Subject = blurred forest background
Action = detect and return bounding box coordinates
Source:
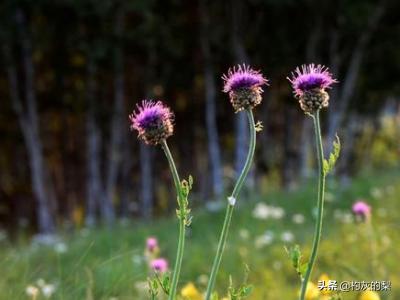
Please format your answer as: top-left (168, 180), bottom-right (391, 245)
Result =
top-left (0, 0), bottom-right (399, 235)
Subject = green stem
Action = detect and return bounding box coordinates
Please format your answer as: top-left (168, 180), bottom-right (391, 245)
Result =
top-left (161, 140), bottom-right (185, 300)
top-left (299, 110), bottom-right (326, 300)
top-left (205, 109), bottom-right (256, 300)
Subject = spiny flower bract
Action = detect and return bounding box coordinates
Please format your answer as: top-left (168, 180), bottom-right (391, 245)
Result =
top-left (222, 64), bottom-right (268, 112)
top-left (129, 100), bottom-right (174, 145)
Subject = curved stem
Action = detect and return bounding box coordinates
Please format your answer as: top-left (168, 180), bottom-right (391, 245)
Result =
top-left (205, 109), bottom-right (256, 300)
top-left (161, 140), bottom-right (185, 300)
top-left (300, 110), bottom-right (326, 300)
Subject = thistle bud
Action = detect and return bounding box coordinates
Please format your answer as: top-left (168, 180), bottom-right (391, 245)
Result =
top-left (150, 258), bottom-right (168, 273)
top-left (222, 64), bottom-right (268, 112)
top-left (129, 100), bottom-right (174, 145)
top-left (352, 200), bottom-right (371, 222)
top-left (287, 64), bottom-right (337, 113)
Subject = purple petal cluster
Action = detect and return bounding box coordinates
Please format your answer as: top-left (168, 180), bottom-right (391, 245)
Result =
top-left (352, 200), bottom-right (371, 217)
top-left (146, 237), bottom-right (158, 252)
top-left (151, 258), bottom-right (168, 273)
top-left (287, 64), bottom-right (337, 96)
top-left (222, 64), bottom-right (268, 93)
top-left (129, 100), bottom-right (174, 145)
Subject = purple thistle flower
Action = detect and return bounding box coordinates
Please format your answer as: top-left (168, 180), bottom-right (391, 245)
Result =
top-left (222, 64), bottom-right (268, 112)
top-left (352, 200), bottom-right (371, 218)
top-left (222, 64), bottom-right (268, 93)
top-left (129, 100), bottom-right (174, 145)
top-left (287, 64), bottom-right (337, 97)
top-left (146, 237), bottom-right (158, 252)
top-left (150, 258), bottom-right (168, 273)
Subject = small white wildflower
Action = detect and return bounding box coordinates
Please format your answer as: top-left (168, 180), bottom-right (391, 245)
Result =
top-left (270, 206), bottom-right (285, 219)
top-left (252, 203), bottom-right (270, 219)
top-left (254, 231), bottom-right (274, 249)
top-left (197, 274), bottom-right (208, 285)
top-left (228, 196), bottom-right (236, 206)
top-left (36, 279), bottom-right (46, 288)
top-left (292, 214), bottom-right (305, 224)
top-left (26, 285), bottom-right (39, 297)
top-left (370, 187), bottom-right (383, 199)
top-left (54, 242), bottom-right (68, 254)
top-left (42, 284), bottom-right (56, 298)
top-left (281, 231), bottom-right (294, 243)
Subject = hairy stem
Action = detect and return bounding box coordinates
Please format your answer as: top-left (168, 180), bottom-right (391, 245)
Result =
top-left (161, 140), bottom-right (185, 300)
top-left (205, 109), bottom-right (256, 300)
top-left (300, 110), bottom-right (326, 300)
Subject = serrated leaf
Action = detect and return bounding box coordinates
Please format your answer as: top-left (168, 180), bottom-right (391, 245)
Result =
top-left (285, 245), bottom-right (307, 279)
top-left (324, 135), bottom-right (341, 175)
top-left (286, 245), bottom-right (301, 269)
top-left (161, 273), bottom-right (170, 294)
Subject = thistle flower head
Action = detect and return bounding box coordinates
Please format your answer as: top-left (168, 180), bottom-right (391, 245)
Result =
top-left (129, 100), bottom-right (174, 145)
top-left (223, 64), bottom-right (268, 92)
top-left (352, 200), bottom-right (371, 220)
top-left (222, 64), bottom-right (268, 112)
top-left (150, 258), bottom-right (168, 273)
top-left (146, 237), bottom-right (158, 252)
top-left (288, 64), bottom-right (337, 96)
top-left (287, 64), bottom-right (337, 113)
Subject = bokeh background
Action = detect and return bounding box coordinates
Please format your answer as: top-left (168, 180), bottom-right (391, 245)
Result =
top-left (0, 0), bottom-right (399, 299)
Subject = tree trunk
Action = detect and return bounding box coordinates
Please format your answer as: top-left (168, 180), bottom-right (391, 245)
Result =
top-left (105, 9), bottom-right (125, 216)
top-left (299, 16), bottom-right (322, 179)
top-left (282, 107), bottom-right (297, 189)
top-left (119, 133), bottom-right (133, 219)
top-left (85, 61), bottom-right (101, 226)
top-left (3, 9), bottom-right (56, 233)
top-left (140, 144), bottom-right (153, 219)
top-left (327, 3), bottom-right (385, 153)
top-left (231, 0), bottom-right (255, 188)
top-left (85, 60), bottom-right (115, 226)
top-left (199, 0), bottom-right (224, 199)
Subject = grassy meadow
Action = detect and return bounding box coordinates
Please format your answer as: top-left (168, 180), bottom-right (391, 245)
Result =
top-left (1, 169), bottom-right (399, 300)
